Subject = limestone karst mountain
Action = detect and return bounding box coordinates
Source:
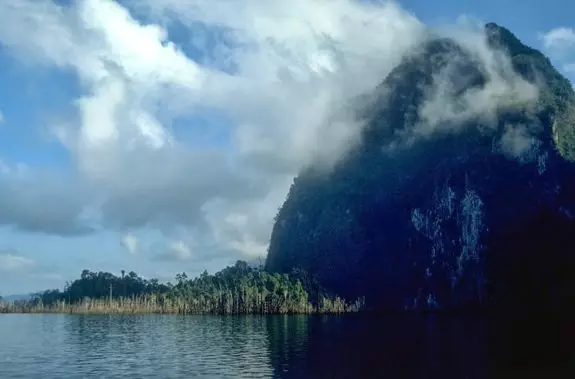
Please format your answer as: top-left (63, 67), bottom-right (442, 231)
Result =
top-left (266, 23), bottom-right (575, 312)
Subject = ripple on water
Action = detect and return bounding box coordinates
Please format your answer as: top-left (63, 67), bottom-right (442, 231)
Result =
top-left (1, 313), bottom-right (573, 378)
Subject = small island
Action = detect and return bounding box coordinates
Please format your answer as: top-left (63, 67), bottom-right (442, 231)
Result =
top-left (0, 260), bottom-right (364, 315)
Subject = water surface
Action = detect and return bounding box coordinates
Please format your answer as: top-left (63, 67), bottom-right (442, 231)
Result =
top-left (0, 313), bottom-right (572, 378)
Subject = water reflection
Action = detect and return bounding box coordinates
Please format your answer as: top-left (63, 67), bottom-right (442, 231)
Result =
top-left (265, 313), bottom-right (575, 378)
top-left (266, 314), bottom-right (489, 379)
top-left (59, 315), bottom-right (275, 378)
top-left (1, 313), bottom-right (574, 378)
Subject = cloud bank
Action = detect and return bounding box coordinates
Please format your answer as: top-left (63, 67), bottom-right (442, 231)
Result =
top-left (540, 26), bottom-right (575, 82)
top-left (0, 0), bottom-right (546, 264)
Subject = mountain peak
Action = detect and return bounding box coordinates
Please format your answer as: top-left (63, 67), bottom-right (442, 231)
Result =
top-left (484, 22), bottom-right (540, 57)
top-left (266, 23), bottom-right (575, 311)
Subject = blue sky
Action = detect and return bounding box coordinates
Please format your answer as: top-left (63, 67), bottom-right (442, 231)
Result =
top-left (0, 0), bottom-right (574, 295)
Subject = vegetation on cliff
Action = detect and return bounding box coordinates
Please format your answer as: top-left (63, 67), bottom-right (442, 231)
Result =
top-left (266, 23), bottom-right (575, 311)
top-left (0, 261), bottom-right (364, 314)
top-left (484, 23), bottom-right (575, 161)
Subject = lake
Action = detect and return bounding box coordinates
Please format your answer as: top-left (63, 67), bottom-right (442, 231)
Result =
top-left (0, 313), bottom-right (573, 378)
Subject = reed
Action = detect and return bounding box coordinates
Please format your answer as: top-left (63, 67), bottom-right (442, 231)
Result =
top-left (0, 294), bottom-right (365, 315)
top-left (0, 260), bottom-right (366, 315)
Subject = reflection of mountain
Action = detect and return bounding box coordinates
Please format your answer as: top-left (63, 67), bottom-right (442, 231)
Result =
top-left (266, 314), bottom-right (575, 378)
top-left (265, 314), bottom-right (494, 379)
top-left (266, 23), bottom-right (575, 312)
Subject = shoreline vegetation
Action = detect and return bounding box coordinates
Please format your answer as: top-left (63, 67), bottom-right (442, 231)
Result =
top-left (0, 261), bottom-right (364, 315)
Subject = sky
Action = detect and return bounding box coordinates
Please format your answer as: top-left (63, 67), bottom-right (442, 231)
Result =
top-left (0, 0), bottom-right (574, 295)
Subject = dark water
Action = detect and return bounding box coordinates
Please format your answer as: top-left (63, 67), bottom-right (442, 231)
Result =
top-left (0, 313), bottom-right (573, 378)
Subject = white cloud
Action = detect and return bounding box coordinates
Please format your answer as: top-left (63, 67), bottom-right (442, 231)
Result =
top-left (0, 253), bottom-right (36, 272)
top-left (121, 234), bottom-right (139, 255)
top-left (388, 19), bottom-right (539, 147)
top-left (0, 0), bottom-right (426, 258)
top-left (153, 240), bottom-right (192, 262)
top-left (169, 241), bottom-right (192, 261)
top-left (0, 161), bottom-right (92, 235)
top-left (0, 0), bottom-right (546, 264)
top-left (0, 110), bottom-right (4, 124)
top-left (540, 26), bottom-right (575, 87)
top-left (540, 27), bottom-right (575, 50)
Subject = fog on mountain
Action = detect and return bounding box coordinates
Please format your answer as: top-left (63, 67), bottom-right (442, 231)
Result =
top-left (266, 23), bottom-right (575, 314)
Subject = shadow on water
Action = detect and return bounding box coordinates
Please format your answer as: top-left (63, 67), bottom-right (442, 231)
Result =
top-left (266, 314), bottom-right (487, 379)
top-left (487, 310), bottom-right (575, 378)
top-left (266, 313), bottom-right (575, 379)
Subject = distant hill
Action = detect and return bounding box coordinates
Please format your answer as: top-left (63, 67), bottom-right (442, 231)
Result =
top-left (1, 293), bottom-right (33, 302)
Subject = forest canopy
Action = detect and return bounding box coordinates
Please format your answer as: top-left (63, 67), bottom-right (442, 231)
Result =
top-left (1, 261), bottom-right (363, 315)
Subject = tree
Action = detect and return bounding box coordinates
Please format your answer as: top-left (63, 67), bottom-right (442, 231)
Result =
top-left (175, 272), bottom-right (188, 285)
top-left (6, 261), bottom-right (362, 314)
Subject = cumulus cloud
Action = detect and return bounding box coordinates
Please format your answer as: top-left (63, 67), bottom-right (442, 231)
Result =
top-left (154, 240), bottom-right (193, 262)
top-left (0, 160), bottom-right (93, 235)
top-left (0, 253), bottom-right (36, 272)
top-left (540, 27), bottom-right (575, 82)
top-left (540, 27), bottom-right (575, 50)
top-left (0, 0), bottom-right (425, 256)
top-left (121, 234), bottom-right (139, 255)
top-left (170, 241), bottom-right (192, 260)
top-left (0, 0), bottom-right (546, 264)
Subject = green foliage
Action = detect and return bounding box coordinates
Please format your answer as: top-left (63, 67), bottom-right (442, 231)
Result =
top-left (553, 104), bottom-right (575, 161)
top-left (1, 261), bottom-right (364, 315)
top-left (267, 23), bottom-right (575, 311)
top-left (487, 23), bottom-right (575, 161)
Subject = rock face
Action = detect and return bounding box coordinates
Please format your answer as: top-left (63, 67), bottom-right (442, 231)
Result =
top-left (266, 23), bottom-right (575, 311)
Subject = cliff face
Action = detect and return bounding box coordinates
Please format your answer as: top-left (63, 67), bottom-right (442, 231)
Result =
top-left (266, 23), bottom-right (575, 311)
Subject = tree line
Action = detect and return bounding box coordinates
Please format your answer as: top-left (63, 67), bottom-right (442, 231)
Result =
top-left (1, 261), bottom-right (364, 314)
